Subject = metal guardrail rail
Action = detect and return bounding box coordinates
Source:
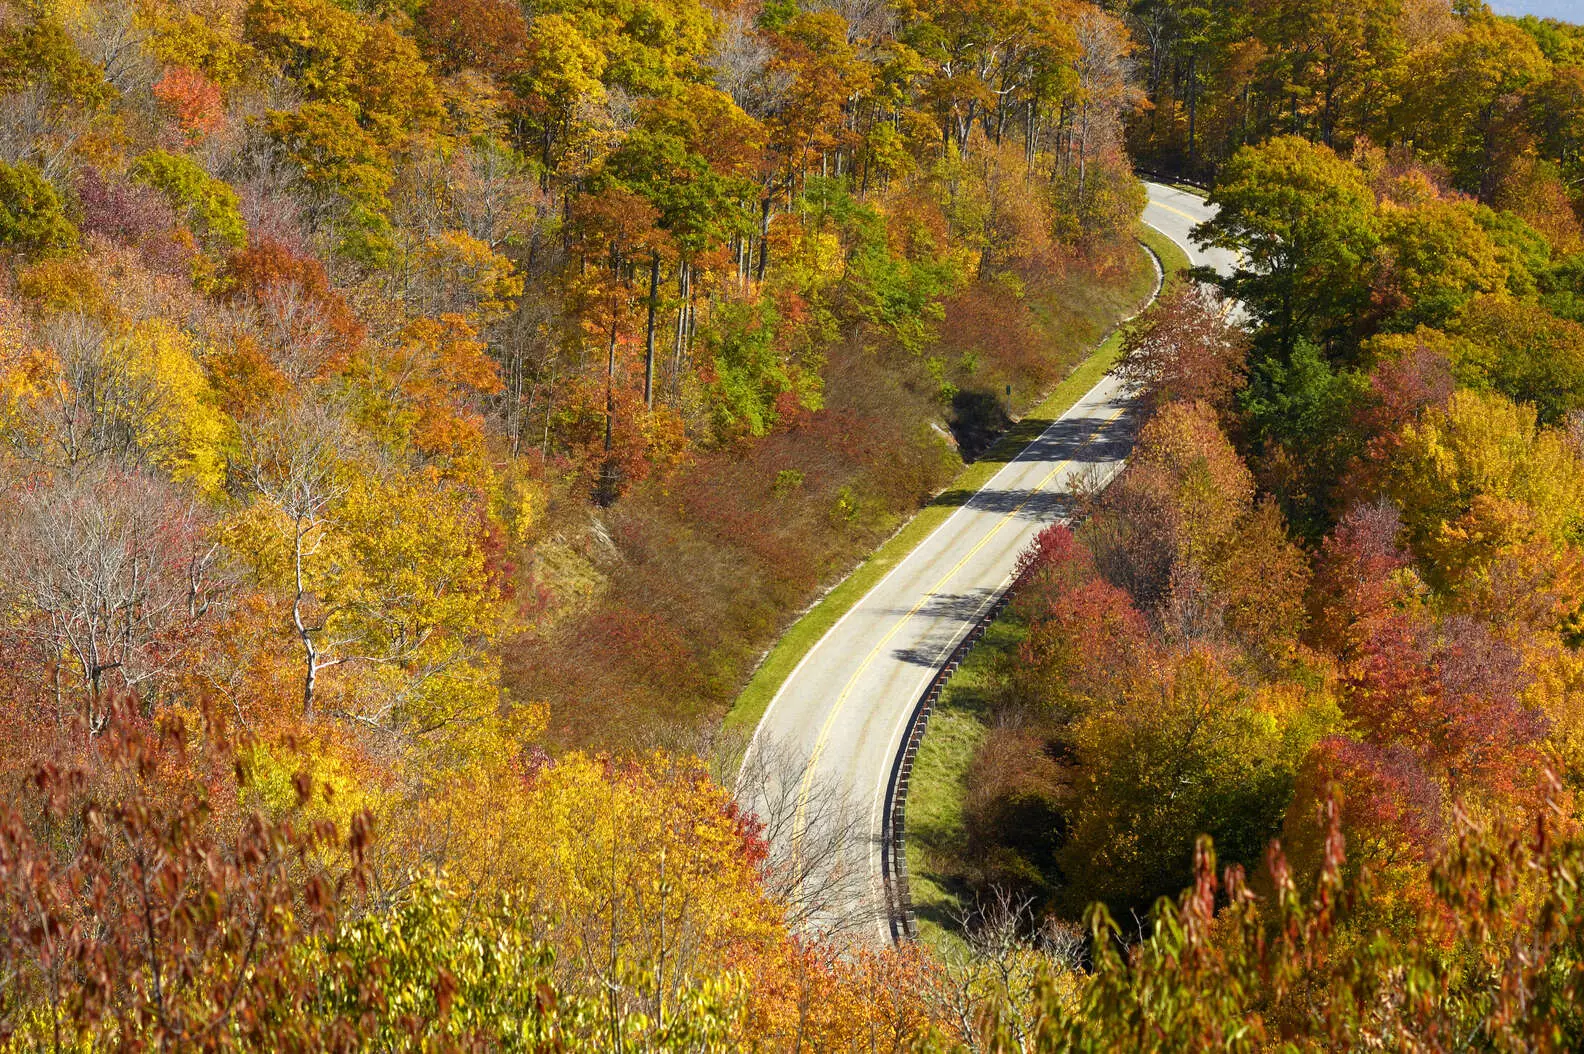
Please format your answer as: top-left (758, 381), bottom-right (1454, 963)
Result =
top-left (879, 559), bottom-right (1036, 942)
top-left (1133, 167), bottom-right (1213, 193)
top-left (879, 236), bottom-right (1170, 944)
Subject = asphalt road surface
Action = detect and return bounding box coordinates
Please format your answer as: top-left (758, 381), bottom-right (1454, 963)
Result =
top-left (739, 182), bottom-right (1235, 942)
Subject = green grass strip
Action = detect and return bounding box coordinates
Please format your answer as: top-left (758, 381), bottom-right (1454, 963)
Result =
top-left (903, 612), bottom-right (1021, 952)
top-left (724, 231), bottom-right (1185, 752)
top-left (1136, 221), bottom-right (1192, 278)
top-left (902, 225), bottom-right (1193, 950)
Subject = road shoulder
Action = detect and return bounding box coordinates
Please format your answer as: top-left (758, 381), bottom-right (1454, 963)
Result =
top-left (723, 228), bottom-right (1189, 766)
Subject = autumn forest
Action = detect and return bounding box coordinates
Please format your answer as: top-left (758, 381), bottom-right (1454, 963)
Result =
top-left (2, 0), bottom-right (1584, 1048)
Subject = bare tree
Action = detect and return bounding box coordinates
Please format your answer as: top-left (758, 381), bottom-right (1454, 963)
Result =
top-left (813, 0), bottom-right (895, 47)
top-left (0, 467), bottom-right (221, 731)
top-left (235, 406), bottom-right (350, 720)
top-left (709, 11), bottom-right (791, 119)
top-left (236, 406), bottom-right (448, 724)
top-left (0, 87), bottom-right (87, 181)
top-left (247, 280), bottom-right (353, 385)
top-left (931, 889), bottom-right (1086, 1052)
top-left (0, 313), bottom-right (160, 475)
top-left (734, 736), bottom-right (882, 941)
top-left (69, 0), bottom-right (155, 99)
top-left (490, 289), bottom-right (567, 456)
top-left (449, 139), bottom-right (548, 253)
top-left (223, 113), bottom-right (316, 248)
top-left (234, 170), bottom-right (311, 253)
top-left (1071, 9), bottom-right (1142, 200)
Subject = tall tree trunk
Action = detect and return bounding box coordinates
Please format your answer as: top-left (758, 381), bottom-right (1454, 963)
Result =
top-left (756, 198), bottom-right (772, 282)
top-left (605, 309), bottom-right (618, 457)
top-left (1078, 101), bottom-right (1090, 200)
top-left (1059, 99), bottom-right (1072, 169)
top-left (686, 270), bottom-right (696, 349)
top-left (601, 299), bottom-right (618, 502)
top-left (671, 261), bottom-right (688, 402)
top-left (293, 520), bottom-right (317, 719)
top-left (644, 251), bottom-right (660, 408)
top-left (1025, 100), bottom-right (1037, 172)
top-left (506, 335), bottom-right (524, 456)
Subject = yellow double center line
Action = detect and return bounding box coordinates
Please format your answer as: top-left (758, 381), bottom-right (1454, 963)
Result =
top-left (1154, 200), bottom-right (1203, 224)
top-left (790, 402), bottom-right (1130, 851)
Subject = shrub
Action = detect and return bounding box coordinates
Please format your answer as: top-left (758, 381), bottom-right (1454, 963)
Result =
top-left (0, 162), bottom-right (77, 256)
top-left (151, 66), bottom-right (226, 141)
top-left (130, 150), bottom-right (247, 250)
top-left (73, 167), bottom-right (191, 273)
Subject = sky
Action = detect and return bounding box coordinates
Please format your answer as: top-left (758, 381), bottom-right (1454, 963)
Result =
top-left (1494, 0), bottom-right (1582, 22)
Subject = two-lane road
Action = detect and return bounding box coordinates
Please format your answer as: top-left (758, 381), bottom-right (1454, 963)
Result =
top-left (740, 183), bottom-right (1232, 941)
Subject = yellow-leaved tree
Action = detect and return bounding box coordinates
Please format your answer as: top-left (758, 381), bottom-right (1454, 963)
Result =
top-left (224, 405), bottom-right (509, 761)
top-left (113, 318), bottom-right (231, 496)
top-left (410, 750), bottom-right (948, 1050)
top-left (1388, 391), bottom-right (1584, 822)
top-left (346, 314), bottom-right (503, 480)
top-left (415, 232), bottom-right (524, 326)
top-left (1389, 389), bottom-right (1584, 597)
top-left (0, 313), bottom-right (231, 495)
top-left (417, 752), bottom-right (775, 1040)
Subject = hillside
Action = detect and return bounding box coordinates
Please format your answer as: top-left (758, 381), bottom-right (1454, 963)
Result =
top-left (3, 0), bottom-right (1584, 1049)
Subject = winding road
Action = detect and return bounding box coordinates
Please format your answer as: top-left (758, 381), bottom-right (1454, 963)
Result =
top-left (739, 183), bottom-right (1235, 942)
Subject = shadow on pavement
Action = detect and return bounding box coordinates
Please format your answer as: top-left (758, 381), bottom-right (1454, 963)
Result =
top-left (888, 589), bottom-right (997, 667)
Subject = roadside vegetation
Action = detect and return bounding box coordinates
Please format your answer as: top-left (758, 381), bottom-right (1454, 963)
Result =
top-left (905, 4), bottom-right (1584, 1046)
top-left (0, 0), bottom-right (1163, 1046)
top-left (531, 238), bottom-right (1158, 752)
top-left (725, 227), bottom-right (1185, 751)
top-left (4, 0), bottom-right (1584, 1048)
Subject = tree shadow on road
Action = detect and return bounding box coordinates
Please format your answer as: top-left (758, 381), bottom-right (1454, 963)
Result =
top-left (928, 404), bottom-right (1141, 514)
top-left (888, 589), bottom-right (997, 667)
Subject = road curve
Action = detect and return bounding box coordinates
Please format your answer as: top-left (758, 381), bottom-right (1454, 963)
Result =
top-left (739, 183), bottom-right (1232, 943)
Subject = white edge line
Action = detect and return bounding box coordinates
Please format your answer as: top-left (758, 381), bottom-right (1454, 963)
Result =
top-left (865, 189), bottom-right (1211, 940)
top-left (865, 443), bottom-right (1135, 942)
top-left (734, 245), bottom-right (1166, 789)
top-left (740, 185), bottom-right (1210, 939)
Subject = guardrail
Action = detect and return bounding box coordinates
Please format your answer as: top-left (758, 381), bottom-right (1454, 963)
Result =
top-left (879, 558), bottom-right (1038, 942)
top-left (878, 236), bottom-right (1168, 944)
top-left (1135, 167), bottom-right (1213, 193)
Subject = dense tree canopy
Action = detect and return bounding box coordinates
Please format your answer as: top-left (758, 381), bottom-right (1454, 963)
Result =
top-left (0, 0), bottom-right (1163, 1045)
top-left (4, 0), bottom-right (1584, 1046)
top-left (907, 7), bottom-right (1584, 1047)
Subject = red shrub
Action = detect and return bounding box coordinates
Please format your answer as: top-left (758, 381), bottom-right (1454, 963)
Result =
top-left (73, 167), bottom-right (191, 273)
top-left (151, 66), bottom-right (225, 142)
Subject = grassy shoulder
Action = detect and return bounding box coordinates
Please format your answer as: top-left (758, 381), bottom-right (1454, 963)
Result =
top-left (1136, 223), bottom-right (1191, 277)
top-left (723, 228), bottom-right (1186, 753)
top-left (903, 612), bottom-right (1026, 952)
top-left (903, 227), bottom-right (1190, 952)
